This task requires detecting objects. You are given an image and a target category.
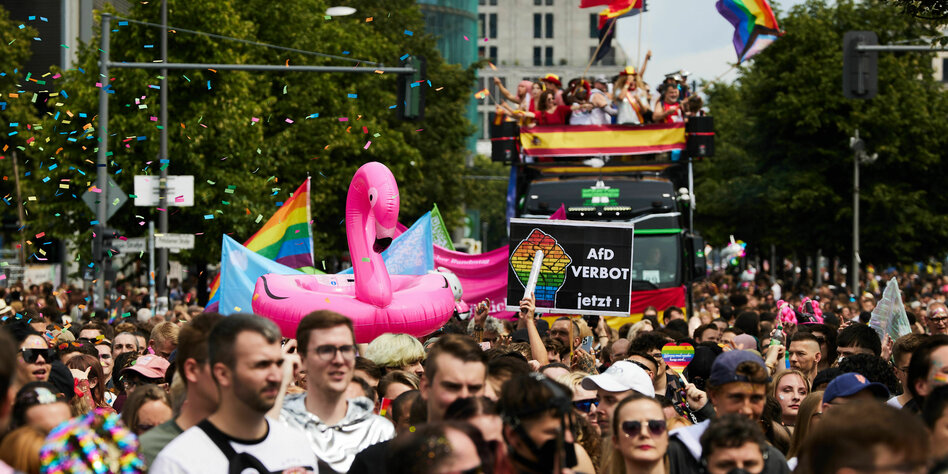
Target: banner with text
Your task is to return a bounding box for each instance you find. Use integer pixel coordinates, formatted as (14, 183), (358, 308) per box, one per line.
(506, 219), (634, 316)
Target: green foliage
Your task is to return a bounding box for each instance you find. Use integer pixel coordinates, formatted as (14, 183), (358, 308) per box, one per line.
(698, 0), (948, 263)
(9, 0), (473, 272)
(0, 10), (40, 206)
(883, 0), (948, 24)
(462, 155), (509, 250)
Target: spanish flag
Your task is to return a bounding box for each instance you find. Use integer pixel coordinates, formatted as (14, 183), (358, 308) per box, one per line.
(598, 0), (644, 29)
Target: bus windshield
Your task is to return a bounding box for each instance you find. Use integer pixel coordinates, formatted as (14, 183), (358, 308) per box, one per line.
(632, 234), (681, 289)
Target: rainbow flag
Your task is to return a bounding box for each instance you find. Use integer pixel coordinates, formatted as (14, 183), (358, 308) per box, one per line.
(716, 0), (782, 62)
(205, 178), (315, 311)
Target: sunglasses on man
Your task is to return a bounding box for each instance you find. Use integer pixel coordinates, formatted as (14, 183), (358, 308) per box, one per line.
(572, 398), (597, 413)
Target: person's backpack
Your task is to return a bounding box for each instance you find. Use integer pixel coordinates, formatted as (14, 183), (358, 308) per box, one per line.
(197, 420), (277, 474)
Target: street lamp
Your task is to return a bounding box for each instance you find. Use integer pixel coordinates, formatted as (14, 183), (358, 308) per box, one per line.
(850, 129), (877, 294)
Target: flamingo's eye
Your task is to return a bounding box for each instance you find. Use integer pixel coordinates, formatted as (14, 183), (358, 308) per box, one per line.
(368, 188), (378, 206)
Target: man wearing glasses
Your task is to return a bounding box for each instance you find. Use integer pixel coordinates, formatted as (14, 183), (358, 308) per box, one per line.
(926, 302), (948, 336)
(280, 310), (393, 473)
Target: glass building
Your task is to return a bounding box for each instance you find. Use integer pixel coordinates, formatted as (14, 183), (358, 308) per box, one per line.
(417, 0), (478, 152)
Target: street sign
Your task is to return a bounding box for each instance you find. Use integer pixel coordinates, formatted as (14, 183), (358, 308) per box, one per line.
(134, 175), (195, 207)
(112, 237), (147, 254)
(155, 233), (195, 250)
(82, 177), (128, 222)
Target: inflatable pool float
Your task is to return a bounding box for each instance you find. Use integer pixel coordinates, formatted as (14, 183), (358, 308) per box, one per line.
(252, 162), (456, 343)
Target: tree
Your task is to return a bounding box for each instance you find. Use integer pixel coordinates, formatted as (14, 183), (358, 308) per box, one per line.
(0, 8), (40, 251)
(697, 0), (948, 265)
(17, 0), (473, 282)
(461, 155), (510, 250)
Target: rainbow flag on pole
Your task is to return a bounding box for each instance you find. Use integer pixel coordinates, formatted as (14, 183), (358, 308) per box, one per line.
(205, 178), (315, 312)
(716, 0), (782, 62)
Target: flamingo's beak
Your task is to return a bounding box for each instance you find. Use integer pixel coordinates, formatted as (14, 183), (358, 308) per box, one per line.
(374, 221), (394, 253)
(373, 236), (392, 254)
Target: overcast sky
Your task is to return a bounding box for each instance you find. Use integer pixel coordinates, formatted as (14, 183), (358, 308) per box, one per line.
(612, 0), (807, 87)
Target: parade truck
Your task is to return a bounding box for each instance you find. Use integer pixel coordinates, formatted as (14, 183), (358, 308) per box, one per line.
(491, 118), (712, 327)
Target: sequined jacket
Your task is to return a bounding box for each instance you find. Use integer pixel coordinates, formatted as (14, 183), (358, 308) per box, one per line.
(280, 394), (395, 473)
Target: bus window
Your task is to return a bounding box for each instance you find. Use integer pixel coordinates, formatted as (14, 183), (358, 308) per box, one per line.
(631, 235), (680, 288)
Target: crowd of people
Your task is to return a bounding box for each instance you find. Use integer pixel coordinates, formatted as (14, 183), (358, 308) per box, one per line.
(492, 54), (704, 128)
(0, 265), (946, 473)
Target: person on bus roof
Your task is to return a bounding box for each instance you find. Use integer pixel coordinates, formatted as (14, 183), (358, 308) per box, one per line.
(653, 83), (684, 124)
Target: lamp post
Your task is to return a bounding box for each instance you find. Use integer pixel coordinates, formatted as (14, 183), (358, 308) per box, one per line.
(850, 129), (877, 294)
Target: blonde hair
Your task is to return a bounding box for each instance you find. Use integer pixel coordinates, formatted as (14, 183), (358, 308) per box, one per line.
(150, 321), (179, 346)
(0, 425), (44, 474)
(575, 319), (594, 340)
(364, 333), (425, 370)
(627, 320), (653, 341)
(554, 371), (588, 397)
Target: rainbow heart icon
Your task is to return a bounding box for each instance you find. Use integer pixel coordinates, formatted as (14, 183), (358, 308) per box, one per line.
(662, 343), (694, 373)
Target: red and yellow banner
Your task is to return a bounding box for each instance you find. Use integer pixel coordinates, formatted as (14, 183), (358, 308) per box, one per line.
(541, 286), (687, 330)
(520, 124), (686, 158)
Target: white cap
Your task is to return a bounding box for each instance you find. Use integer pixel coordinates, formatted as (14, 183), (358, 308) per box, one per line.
(581, 360), (655, 397)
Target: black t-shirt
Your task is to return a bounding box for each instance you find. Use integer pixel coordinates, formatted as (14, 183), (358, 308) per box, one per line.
(348, 440), (391, 474)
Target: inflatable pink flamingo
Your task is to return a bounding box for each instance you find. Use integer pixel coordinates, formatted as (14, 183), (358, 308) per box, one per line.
(251, 162), (456, 343)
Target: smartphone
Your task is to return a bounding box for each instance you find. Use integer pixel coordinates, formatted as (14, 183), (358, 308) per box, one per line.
(581, 336), (594, 353)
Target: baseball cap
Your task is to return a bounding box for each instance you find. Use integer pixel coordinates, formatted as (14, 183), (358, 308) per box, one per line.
(593, 75), (609, 84)
(581, 360), (655, 397)
(822, 372), (889, 404)
(122, 354), (170, 380)
(708, 350), (768, 387)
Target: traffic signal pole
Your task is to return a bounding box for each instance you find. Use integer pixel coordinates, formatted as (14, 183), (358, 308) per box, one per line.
(94, 13), (419, 310)
(94, 15), (111, 309)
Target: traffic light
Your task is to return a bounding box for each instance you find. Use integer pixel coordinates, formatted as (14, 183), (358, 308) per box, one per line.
(843, 31), (878, 99)
(397, 55), (426, 121)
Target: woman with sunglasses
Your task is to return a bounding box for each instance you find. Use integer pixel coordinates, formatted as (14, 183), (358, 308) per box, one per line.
(607, 392), (668, 474)
(555, 371), (601, 437)
(18, 332), (55, 384)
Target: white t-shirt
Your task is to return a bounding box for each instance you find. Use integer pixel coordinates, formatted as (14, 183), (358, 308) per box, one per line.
(150, 418), (318, 474)
(887, 395), (903, 409)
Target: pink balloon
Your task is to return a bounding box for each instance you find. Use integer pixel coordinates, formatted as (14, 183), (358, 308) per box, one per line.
(252, 162), (455, 343)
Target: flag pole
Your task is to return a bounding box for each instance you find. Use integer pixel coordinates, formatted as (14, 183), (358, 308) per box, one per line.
(581, 16), (618, 81)
(696, 63), (738, 95)
(306, 174), (314, 269)
(636, 9), (643, 66)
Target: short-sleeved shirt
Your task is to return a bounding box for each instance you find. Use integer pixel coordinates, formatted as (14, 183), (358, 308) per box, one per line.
(150, 418), (317, 473)
(138, 419), (184, 467)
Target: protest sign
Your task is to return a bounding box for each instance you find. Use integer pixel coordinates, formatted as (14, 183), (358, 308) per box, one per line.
(506, 218), (634, 316)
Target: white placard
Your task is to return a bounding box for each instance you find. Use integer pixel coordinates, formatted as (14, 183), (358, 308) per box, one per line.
(155, 233), (195, 250)
(134, 175), (195, 207)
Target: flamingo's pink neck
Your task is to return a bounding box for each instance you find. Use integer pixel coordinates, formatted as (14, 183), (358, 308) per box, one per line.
(346, 170), (394, 307)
